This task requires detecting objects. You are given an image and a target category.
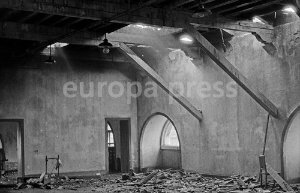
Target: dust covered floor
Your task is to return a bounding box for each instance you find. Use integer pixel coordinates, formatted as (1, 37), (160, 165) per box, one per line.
(1, 169), (300, 193)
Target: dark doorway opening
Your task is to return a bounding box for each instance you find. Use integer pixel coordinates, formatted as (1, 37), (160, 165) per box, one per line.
(0, 119), (24, 185)
(105, 118), (130, 173)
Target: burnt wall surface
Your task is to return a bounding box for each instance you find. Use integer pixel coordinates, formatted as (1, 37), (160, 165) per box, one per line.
(137, 21), (300, 177)
(0, 48), (138, 175)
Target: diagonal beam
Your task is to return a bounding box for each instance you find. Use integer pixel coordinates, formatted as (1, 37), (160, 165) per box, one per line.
(118, 43), (203, 121)
(184, 24), (279, 118)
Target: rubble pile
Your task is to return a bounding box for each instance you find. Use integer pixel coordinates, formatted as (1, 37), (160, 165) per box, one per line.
(0, 170), (18, 185)
(13, 169), (300, 192)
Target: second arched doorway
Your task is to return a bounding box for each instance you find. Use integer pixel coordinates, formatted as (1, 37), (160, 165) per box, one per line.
(140, 113), (181, 170)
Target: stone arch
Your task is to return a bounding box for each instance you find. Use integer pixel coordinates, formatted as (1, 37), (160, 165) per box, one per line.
(139, 112), (181, 169)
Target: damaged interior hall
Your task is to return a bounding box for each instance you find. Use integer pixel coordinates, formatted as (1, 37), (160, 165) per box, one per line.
(0, 0), (300, 192)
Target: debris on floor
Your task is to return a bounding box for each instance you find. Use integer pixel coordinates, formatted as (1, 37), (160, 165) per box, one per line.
(0, 170), (18, 185)
(10, 169), (300, 192)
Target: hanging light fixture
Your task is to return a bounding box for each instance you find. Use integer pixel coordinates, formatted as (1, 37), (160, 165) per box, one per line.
(192, 0), (212, 18)
(44, 44), (56, 64)
(99, 33), (113, 54)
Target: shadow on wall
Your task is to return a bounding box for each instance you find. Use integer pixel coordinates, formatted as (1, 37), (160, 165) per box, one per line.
(140, 113), (181, 170)
(283, 105), (300, 183)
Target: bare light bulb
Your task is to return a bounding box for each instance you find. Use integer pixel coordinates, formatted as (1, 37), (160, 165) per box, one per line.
(103, 47), (110, 54)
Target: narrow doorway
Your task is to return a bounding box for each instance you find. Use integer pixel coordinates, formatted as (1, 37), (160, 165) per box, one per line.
(106, 118), (130, 173)
(0, 119), (24, 185)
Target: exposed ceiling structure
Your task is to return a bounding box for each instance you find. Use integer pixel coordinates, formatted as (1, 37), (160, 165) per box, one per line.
(0, 0), (298, 67)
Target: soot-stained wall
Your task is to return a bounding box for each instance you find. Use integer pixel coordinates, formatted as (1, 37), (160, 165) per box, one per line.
(0, 48), (138, 175)
(137, 21), (300, 177)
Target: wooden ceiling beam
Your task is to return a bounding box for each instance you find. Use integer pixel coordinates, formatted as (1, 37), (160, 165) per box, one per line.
(0, 0), (273, 33)
(216, 0), (264, 15)
(50, 16), (70, 26)
(228, 0), (284, 17)
(35, 14), (53, 25)
(207, 0), (240, 10)
(65, 18), (83, 28)
(18, 12), (37, 23)
(170, 0), (195, 8)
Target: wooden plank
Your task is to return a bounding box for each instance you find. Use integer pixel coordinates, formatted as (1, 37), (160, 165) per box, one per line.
(35, 14), (53, 25)
(138, 170), (160, 186)
(171, 0), (195, 8)
(216, 0), (264, 14)
(18, 12), (37, 23)
(228, 0), (283, 17)
(50, 16), (70, 26)
(0, 0), (274, 33)
(65, 18), (83, 27)
(184, 24), (279, 118)
(207, 0), (240, 10)
(118, 43), (203, 121)
(186, 0), (218, 9)
(266, 163), (295, 192)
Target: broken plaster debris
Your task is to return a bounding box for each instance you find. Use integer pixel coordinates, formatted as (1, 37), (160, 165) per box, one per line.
(9, 169), (300, 192)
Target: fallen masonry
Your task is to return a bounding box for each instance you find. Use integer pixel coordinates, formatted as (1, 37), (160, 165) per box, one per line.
(7, 169), (300, 192)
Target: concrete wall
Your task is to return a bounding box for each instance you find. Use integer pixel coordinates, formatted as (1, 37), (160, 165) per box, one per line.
(0, 48), (138, 175)
(0, 122), (18, 162)
(137, 20), (300, 176)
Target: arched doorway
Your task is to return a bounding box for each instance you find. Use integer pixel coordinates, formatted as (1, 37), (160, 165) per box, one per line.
(140, 113), (181, 170)
(283, 106), (300, 182)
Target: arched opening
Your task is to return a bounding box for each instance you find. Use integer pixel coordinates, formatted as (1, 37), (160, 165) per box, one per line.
(283, 106), (300, 182)
(161, 120), (180, 148)
(140, 113), (181, 170)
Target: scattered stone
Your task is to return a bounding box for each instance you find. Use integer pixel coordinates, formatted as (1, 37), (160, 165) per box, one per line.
(122, 174), (130, 181)
(7, 169), (299, 192)
(39, 172), (46, 183)
(14, 182), (26, 190)
(63, 175), (69, 181)
(57, 185), (63, 190)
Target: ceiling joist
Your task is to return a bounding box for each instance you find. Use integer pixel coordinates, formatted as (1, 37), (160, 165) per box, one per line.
(0, 0), (273, 34)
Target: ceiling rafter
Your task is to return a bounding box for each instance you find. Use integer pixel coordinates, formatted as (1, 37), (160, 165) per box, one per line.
(216, 0), (265, 15)
(228, 0), (284, 17)
(35, 14), (53, 25)
(170, 0), (195, 8)
(18, 12), (37, 23)
(207, 0), (240, 10)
